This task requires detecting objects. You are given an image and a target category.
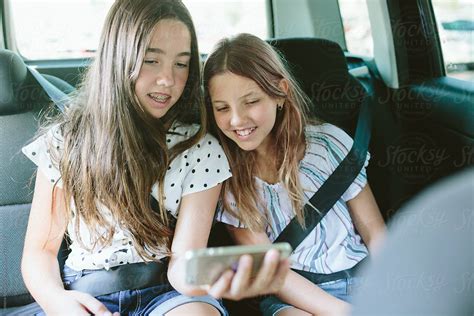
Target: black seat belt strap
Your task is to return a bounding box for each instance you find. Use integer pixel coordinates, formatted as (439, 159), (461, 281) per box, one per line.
(274, 86), (373, 250)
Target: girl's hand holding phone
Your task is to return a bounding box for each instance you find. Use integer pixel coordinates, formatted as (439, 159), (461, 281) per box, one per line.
(206, 248), (290, 300)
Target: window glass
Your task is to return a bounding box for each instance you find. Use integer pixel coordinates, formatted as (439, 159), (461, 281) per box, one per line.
(9, 0), (268, 60)
(338, 0), (373, 56)
(431, 0), (474, 81)
(183, 0), (268, 54)
(9, 0), (114, 60)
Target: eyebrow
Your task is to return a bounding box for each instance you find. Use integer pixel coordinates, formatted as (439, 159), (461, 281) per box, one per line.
(212, 91), (259, 105)
(147, 47), (191, 57)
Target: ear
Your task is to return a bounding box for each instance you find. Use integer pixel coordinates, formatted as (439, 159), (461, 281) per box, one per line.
(278, 78), (289, 94)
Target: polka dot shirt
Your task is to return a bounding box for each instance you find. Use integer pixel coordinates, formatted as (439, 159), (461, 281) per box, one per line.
(22, 122), (231, 270)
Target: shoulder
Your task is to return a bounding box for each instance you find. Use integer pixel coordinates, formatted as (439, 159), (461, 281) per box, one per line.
(23, 123), (64, 154)
(21, 123), (64, 186)
(305, 123), (353, 153)
(169, 122), (200, 137)
(187, 132), (226, 163)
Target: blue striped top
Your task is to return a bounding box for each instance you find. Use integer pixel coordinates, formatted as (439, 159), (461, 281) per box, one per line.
(216, 123), (370, 274)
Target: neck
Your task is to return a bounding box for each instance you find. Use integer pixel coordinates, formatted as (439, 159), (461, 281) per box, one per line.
(255, 142), (279, 184)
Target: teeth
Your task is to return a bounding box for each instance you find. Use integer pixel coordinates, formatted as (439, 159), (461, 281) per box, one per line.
(235, 128), (255, 136)
(149, 94), (170, 102)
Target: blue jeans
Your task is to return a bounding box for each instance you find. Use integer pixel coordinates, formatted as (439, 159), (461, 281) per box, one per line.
(260, 277), (362, 316)
(28, 265), (228, 315)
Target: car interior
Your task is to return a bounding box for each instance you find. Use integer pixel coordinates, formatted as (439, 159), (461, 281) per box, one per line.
(1, 0), (472, 315)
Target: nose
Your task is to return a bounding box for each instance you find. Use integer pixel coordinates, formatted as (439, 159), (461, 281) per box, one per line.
(229, 107), (247, 127)
(156, 64), (175, 87)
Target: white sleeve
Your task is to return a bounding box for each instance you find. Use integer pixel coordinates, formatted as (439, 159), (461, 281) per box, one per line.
(182, 133), (232, 196)
(21, 125), (63, 187)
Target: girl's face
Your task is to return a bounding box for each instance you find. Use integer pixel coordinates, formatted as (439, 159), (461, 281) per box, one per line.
(135, 19), (191, 119)
(209, 72), (282, 156)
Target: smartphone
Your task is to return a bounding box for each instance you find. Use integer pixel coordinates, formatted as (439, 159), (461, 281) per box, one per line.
(184, 242), (292, 285)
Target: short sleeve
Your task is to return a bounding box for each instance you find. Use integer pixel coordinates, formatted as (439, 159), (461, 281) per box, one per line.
(21, 125), (63, 187)
(319, 124), (370, 201)
(182, 133), (232, 196)
(215, 195), (246, 228)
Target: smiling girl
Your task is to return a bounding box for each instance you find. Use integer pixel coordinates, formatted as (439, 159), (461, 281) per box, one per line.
(20, 3), (287, 315)
(204, 34), (386, 316)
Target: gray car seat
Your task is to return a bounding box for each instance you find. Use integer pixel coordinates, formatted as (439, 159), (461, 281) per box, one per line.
(352, 167), (474, 316)
(0, 49), (73, 313)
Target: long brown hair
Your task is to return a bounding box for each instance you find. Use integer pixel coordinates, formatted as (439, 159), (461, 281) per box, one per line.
(45, 0), (204, 259)
(203, 34), (315, 231)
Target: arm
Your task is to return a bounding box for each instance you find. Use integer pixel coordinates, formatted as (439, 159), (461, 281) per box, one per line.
(227, 228), (350, 316)
(21, 170), (115, 316)
(167, 184), (222, 296)
(166, 184), (289, 300)
(347, 183), (386, 254)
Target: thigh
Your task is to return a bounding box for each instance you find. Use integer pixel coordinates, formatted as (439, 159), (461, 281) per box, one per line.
(318, 277), (362, 304)
(144, 291), (228, 316)
(276, 307), (311, 316)
(260, 296), (311, 316)
(165, 301), (221, 316)
(260, 295), (292, 316)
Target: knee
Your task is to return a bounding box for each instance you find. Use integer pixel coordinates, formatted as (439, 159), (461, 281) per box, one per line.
(165, 302), (221, 316)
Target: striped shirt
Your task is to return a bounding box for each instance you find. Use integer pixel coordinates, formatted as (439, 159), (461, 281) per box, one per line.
(216, 123), (369, 274)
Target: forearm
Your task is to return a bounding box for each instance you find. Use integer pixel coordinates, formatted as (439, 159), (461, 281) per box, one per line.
(21, 249), (66, 309)
(276, 270), (350, 315)
(167, 254), (209, 296)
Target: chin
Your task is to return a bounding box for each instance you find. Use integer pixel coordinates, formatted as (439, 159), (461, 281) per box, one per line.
(235, 142), (258, 152)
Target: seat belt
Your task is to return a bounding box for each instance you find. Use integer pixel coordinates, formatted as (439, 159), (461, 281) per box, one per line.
(274, 81), (373, 254)
(27, 66), (69, 112)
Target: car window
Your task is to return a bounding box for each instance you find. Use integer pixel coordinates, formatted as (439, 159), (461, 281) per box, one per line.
(9, 0), (114, 60)
(182, 0), (269, 54)
(431, 0), (474, 81)
(8, 0), (269, 60)
(338, 0), (373, 57)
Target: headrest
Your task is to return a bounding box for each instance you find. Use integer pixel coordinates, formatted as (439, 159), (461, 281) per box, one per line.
(268, 38), (365, 134)
(0, 49), (28, 114)
(268, 37), (349, 84)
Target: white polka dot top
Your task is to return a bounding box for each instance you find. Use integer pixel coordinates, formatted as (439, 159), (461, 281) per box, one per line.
(22, 121), (231, 271)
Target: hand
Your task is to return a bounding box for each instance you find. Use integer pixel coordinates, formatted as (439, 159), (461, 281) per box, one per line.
(207, 249), (290, 300)
(44, 290), (120, 316)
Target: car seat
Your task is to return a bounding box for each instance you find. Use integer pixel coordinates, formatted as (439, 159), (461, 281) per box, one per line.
(0, 49), (73, 313)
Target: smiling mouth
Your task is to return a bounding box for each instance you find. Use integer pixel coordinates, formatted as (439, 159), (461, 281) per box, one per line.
(234, 127), (256, 137)
(148, 93), (171, 103)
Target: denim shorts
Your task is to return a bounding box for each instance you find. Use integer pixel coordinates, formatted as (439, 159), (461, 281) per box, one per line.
(27, 265), (228, 316)
(260, 277), (362, 316)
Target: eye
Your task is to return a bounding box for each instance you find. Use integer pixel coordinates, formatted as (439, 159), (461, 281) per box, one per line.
(214, 105), (229, 112)
(246, 99), (260, 105)
(144, 59), (159, 65)
(175, 62), (189, 68)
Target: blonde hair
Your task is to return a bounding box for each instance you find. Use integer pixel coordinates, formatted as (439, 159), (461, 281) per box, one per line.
(44, 0), (204, 259)
(203, 33), (317, 231)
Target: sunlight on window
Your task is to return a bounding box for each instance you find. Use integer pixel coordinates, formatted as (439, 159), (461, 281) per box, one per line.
(9, 0), (268, 60)
(432, 0), (474, 81)
(10, 0), (114, 60)
(183, 0), (268, 54)
(338, 0), (373, 57)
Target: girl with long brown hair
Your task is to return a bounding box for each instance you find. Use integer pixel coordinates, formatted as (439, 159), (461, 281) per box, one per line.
(204, 33), (386, 316)
(20, 3), (287, 315)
